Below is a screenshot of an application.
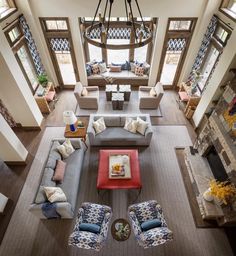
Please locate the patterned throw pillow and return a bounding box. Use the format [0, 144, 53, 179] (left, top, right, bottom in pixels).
[130, 62, 136, 73]
[124, 117, 138, 134]
[44, 187, 67, 203]
[57, 139, 75, 159]
[135, 66, 144, 76]
[136, 117, 149, 135]
[92, 64, 100, 74]
[93, 117, 106, 134]
[82, 203, 105, 226]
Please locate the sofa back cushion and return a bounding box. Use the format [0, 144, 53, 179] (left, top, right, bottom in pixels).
[93, 116, 121, 127]
[45, 141, 61, 169]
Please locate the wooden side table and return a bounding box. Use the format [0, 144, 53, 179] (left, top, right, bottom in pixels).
[64, 118, 88, 149]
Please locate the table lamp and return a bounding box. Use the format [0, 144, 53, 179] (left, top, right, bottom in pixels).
[63, 111, 77, 132]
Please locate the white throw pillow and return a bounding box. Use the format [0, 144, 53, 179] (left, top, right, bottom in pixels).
[124, 117, 138, 133]
[136, 117, 149, 135]
[93, 117, 106, 134]
[81, 87, 88, 96]
[149, 87, 157, 97]
[98, 62, 107, 73]
[57, 139, 75, 159]
[44, 187, 67, 203]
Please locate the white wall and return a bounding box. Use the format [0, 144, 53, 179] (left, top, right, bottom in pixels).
[0, 114, 28, 162]
[0, 29, 43, 127]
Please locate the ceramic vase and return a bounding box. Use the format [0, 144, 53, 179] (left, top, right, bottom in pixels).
[203, 188, 214, 202]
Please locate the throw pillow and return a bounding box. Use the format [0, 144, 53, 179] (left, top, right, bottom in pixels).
[149, 87, 157, 97]
[141, 218, 162, 231]
[143, 61, 151, 75]
[57, 139, 75, 159]
[93, 117, 106, 134]
[136, 117, 149, 135]
[98, 62, 107, 73]
[92, 64, 100, 74]
[81, 87, 88, 96]
[135, 66, 144, 76]
[52, 160, 66, 183]
[79, 223, 101, 234]
[130, 62, 136, 73]
[124, 117, 138, 134]
[44, 187, 67, 203]
[110, 65, 122, 72]
[86, 64, 92, 76]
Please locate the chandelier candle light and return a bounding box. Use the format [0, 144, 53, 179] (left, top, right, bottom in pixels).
[84, 0, 153, 49]
[63, 111, 78, 132]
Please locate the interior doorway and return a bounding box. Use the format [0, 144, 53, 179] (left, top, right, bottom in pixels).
[157, 18, 197, 89]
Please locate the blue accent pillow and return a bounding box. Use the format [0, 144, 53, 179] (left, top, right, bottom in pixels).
[79, 223, 101, 234]
[86, 64, 92, 76]
[140, 219, 162, 231]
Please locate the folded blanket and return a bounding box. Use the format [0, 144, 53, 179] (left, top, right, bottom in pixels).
[42, 202, 61, 219]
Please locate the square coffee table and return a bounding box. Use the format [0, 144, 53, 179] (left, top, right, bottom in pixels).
[97, 149, 142, 192]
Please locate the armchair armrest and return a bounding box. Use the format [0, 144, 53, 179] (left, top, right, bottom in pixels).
[98, 212, 112, 243]
[129, 211, 142, 237]
[75, 208, 84, 227]
[155, 204, 167, 227]
[139, 86, 151, 91]
[86, 86, 99, 91]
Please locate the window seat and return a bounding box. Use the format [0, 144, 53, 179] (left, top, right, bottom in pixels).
[87, 70, 149, 86]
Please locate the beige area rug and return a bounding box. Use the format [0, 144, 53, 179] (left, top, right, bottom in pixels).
[75, 90, 162, 117]
[0, 126, 233, 256]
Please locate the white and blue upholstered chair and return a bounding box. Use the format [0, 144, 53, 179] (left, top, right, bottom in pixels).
[128, 200, 173, 248]
[68, 202, 112, 251]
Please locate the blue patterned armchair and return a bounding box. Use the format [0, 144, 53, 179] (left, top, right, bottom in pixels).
[128, 200, 173, 248]
[68, 202, 112, 251]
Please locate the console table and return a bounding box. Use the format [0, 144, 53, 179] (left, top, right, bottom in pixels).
[34, 82, 55, 114]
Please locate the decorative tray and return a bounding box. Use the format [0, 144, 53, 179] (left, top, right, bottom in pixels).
[109, 154, 131, 179]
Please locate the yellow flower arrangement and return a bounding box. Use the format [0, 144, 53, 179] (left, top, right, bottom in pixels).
[208, 179, 236, 205]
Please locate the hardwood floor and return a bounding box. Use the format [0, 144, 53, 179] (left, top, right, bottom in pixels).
[0, 89, 196, 248]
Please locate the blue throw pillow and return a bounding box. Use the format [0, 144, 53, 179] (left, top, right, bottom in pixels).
[79, 223, 101, 234]
[140, 219, 162, 231]
[86, 64, 92, 76]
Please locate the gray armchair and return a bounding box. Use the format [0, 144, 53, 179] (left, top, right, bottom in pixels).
[139, 82, 164, 109]
[74, 82, 99, 109]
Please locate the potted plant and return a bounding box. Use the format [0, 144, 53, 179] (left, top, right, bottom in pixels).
[37, 74, 48, 87]
[206, 179, 236, 205]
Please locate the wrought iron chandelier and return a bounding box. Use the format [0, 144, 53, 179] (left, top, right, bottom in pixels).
[83, 0, 153, 49]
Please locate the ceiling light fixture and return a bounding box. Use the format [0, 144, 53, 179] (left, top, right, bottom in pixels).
[83, 0, 153, 49]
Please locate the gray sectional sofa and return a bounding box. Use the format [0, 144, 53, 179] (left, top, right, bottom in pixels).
[87, 114, 153, 146]
[29, 138, 85, 219]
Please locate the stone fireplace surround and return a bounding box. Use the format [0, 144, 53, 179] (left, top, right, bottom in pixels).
[184, 110, 236, 226]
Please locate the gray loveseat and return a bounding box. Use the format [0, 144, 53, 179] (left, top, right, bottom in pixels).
[87, 114, 153, 146]
[29, 138, 85, 219]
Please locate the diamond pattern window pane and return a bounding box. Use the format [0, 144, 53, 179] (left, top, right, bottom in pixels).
[50, 38, 70, 51]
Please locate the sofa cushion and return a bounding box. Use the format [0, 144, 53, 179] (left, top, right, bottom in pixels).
[45, 141, 61, 169]
[44, 187, 67, 203]
[95, 127, 144, 141]
[103, 116, 121, 127]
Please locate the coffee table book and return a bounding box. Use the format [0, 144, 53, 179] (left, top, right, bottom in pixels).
[109, 154, 131, 179]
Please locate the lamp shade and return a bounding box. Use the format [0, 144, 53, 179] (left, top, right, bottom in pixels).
[63, 111, 77, 125]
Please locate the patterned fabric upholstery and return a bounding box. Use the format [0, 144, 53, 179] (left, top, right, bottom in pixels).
[19, 16, 45, 75]
[68, 202, 112, 251]
[128, 200, 173, 248]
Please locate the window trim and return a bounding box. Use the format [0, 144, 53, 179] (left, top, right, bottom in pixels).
[40, 17, 69, 32]
[219, 0, 236, 22]
[0, 0, 17, 22]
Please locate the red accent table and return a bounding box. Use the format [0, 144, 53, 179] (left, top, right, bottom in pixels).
[97, 149, 142, 191]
